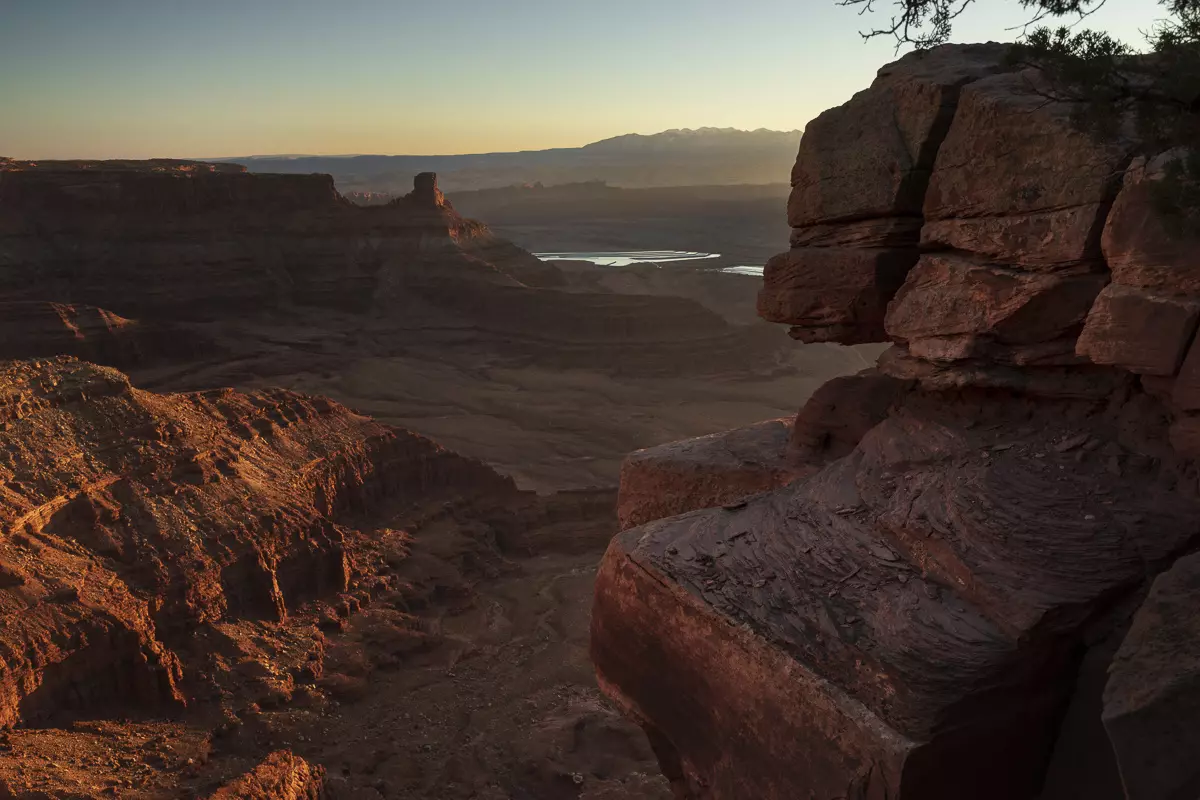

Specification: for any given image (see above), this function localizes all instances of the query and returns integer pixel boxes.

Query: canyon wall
[0,356,521,732]
[593,44,1200,799]
[0,161,785,376]
[0,161,544,319]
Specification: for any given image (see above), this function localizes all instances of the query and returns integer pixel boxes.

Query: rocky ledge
[594,43,1200,799]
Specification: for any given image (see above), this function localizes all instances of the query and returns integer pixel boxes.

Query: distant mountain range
[219,128,801,193]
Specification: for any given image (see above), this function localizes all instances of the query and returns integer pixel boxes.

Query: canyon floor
[140,313,874,799]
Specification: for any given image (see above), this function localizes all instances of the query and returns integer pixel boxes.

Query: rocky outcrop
[616,420,796,531]
[595,43,1200,799]
[596,391,1200,799]
[207,751,325,799]
[1077,150,1200,380]
[759,43,1009,343]
[0,357,520,729]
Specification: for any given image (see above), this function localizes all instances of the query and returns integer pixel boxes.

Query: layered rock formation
[0,356,519,731]
[1,160,785,377]
[595,43,1200,799]
[0,161,541,317]
[616,419,796,531]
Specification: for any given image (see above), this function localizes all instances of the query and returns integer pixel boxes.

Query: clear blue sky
[0,0,1166,159]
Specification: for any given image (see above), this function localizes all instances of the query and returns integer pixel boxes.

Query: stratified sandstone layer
[1,162,789,377]
[595,43,1200,799]
[0,161,536,318]
[596,392,1199,799]
[760,43,1009,343]
[616,419,796,531]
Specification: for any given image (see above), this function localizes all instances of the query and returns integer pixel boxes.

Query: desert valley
[0,147,873,798]
[3,0,1200,798]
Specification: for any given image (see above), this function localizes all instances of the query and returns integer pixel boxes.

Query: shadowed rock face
[0,160,797,378]
[594,43,1200,799]
[0,160,545,318]
[1104,551,1200,800]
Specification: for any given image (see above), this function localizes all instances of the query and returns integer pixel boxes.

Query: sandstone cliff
[594,43,1200,800]
[0,161,788,377]
[0,160,542,317]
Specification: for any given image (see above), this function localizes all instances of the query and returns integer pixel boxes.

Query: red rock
[877,345,1131,398]
[593,393,1200,799]
[921,70,1132,269]
[757,246,917,344]
[617,420,796,530]
[772,44,1007,346]
[206,750,325,799]
[0,357,519,728]
[1103,149,1200,293]
[885,254,1107,364]
[601,41,1200,800]
[1103,551,1200,800]
[788,43,1008,228]
[1076,284,1200,376]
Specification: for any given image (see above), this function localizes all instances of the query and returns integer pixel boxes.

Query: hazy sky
[0,0,1168,159]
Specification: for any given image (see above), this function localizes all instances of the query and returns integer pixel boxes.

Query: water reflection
[535,250,721,267]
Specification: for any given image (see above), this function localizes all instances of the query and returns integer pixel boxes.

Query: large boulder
[1076,149,1200,378]
[757,247,916,343]
[593,393,1200,799]
[1101,149,1200,293]
[759,44,1009,344]
[921,71,1133,269]
[788,43,1009,228]
[617,420,796,531]
[1076,284,1200,376]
